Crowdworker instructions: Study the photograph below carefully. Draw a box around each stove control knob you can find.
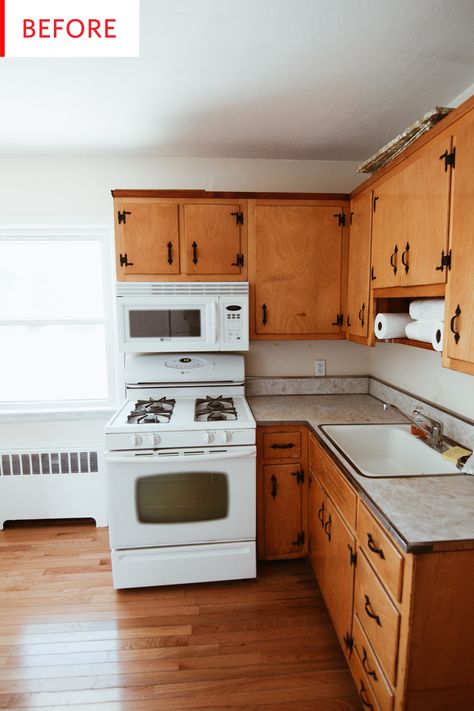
[151,434,161,447]
[203,431,214,444]
[219,430,232,443]
[130,433,143,447]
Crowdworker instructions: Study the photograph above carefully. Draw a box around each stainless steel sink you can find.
[319,424,459,478]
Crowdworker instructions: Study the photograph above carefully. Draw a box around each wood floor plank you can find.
[0,522,360,709]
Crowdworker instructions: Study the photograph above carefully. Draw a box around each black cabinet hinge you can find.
[231,253,245,267]
[230,211,244,225]
[343,632,354,652]
[332,313,344,327]
[348,544,357,567]
[291,470,305,484]
[349,211,354,226]
[373,196,379,212]
[117,210,131,224]
[119,253,134,267]
[435,249,452,272]
[333,212,346,227]
[291,531,305,546]
[439,147,456,171]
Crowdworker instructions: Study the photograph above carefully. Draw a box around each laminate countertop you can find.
[248,394,474,552]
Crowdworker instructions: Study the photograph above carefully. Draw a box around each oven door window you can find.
[128,309,201,338]
[136,472,228,523]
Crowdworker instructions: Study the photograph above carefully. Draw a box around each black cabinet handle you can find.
[317,502,325,526]
[401,242,410,274]
[364,595,382,626]
[192,241,198,265]
[450,305,461,344]
[324,514,332,541]
[346,315,351,327]
[270,442,295,450]
[262,303,268,325]
[167,241,173,265]
[358,303,365,327]
[270,475,277,499]
[359,681,374,710]
[367,533,385,559]
[390,245,398,274]
[362,647,378,680]
[371,266,376,281]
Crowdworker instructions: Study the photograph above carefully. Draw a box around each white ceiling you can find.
[1,0,474,160]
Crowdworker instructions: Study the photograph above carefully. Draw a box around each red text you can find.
[23,18,117,39]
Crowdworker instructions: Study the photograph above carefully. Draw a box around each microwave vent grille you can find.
[116,282,248,297]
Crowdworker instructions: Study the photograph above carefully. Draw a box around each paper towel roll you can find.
[409,298,445,321]
[405,320,444,351]
[374,313,413,339]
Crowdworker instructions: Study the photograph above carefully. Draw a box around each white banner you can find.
[3,0,139,57]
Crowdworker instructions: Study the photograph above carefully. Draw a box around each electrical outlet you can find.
[315,359,326,376]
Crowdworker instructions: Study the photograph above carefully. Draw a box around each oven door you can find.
[106,446,256,549]
[117,295,218,353]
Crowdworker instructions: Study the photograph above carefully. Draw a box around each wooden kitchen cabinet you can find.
[249,200,348,339]
[309,435,357,657]
[371,134,452,289]
[257,426,308,560]
[443,113,474,375]
[346,190,372,341]
[112,192,248,281]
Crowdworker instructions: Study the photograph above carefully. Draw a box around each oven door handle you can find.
[106,446,257,464]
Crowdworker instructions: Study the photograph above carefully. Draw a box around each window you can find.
[0,225,117,412]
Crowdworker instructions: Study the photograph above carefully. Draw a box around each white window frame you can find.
[0,223,119,416]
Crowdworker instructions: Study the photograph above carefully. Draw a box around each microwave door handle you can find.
[213,301,219,344]
[106,446,256,465]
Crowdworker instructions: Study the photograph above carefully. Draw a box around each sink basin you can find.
[319,424,459,478]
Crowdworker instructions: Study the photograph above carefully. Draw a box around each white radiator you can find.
[0,446,107,528]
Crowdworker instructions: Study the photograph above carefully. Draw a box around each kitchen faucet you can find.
[382,402,446,452]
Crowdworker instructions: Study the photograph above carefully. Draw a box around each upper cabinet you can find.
[249,200,347,339]
[371,134,452,288]
[346,190,372,340]
[443,113,474,375]
[113,193,248,281]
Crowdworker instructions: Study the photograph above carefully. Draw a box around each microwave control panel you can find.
[220,298,248,350]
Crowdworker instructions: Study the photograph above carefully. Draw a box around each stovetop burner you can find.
[195,395,238,422]
[127,397,176,424]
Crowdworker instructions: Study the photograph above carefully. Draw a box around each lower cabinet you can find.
[258,428,474,711]
[256,426,308,560]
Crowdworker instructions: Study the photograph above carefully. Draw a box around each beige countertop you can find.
[248,393,474,552]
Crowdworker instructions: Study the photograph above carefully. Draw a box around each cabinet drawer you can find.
[353,614,394,711]
[354,550,401,686]
[263,431,301,459]
[310,435,357,529]
[350,640,382,711]
[358,502,404,603]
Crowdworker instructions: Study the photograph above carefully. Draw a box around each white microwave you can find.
[116,282,249,353]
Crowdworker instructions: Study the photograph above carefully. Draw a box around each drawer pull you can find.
[324,514,332,541]
[359,681,374,710]
[317,502,325,526]
[367,533,385,560]
[362,647,378,681]
[364,595,382,627]
[270,442,295,450]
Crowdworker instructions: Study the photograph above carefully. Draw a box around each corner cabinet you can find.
[112,192,248,281]
[248,199,349,339]
[346,190,373,341]
[256,426,308,560]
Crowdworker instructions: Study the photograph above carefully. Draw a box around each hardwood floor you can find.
[0,522,361,710]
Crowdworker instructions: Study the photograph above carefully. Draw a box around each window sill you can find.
[0,408,117,424]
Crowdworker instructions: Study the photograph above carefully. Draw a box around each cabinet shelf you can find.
[377,337,436,351]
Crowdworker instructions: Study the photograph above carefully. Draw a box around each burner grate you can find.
[195,395,238,422]
[127,397,176,425]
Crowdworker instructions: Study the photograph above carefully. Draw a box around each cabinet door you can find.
[263,463,303,558]
[371,135,452,288]
[347,191,372,337]
[116,203,180,278]
[444,117,474,369]
[183,204,243,276]
[321,496,356,653]
[308,471,327,590]
[254,206,343,335]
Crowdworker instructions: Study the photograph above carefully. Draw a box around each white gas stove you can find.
[105,353,256,589]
